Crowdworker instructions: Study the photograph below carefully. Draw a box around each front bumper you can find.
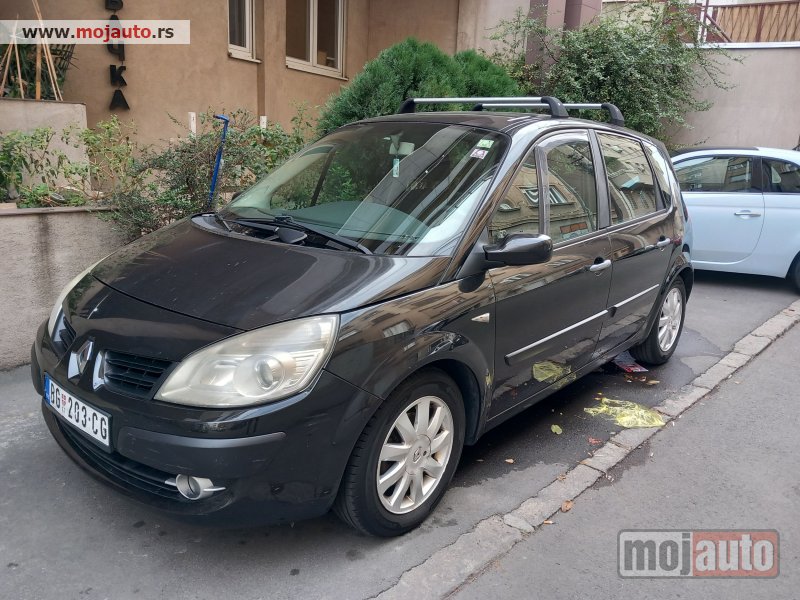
[32,311,381,525]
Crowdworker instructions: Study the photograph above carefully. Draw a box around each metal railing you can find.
[698,0,800,43]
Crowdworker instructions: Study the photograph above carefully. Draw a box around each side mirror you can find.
[484,234,553,266]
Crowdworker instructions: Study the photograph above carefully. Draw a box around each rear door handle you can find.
[588,259,611,273]
[656,238,672,249]
[734,210,761,218]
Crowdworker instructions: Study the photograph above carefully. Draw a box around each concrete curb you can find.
[371,299,800,600]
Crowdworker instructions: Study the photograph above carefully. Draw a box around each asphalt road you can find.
[0,271,796,600]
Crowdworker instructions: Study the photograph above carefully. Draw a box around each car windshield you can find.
[219,122,509,256]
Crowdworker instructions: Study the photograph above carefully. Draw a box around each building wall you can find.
[4,0,260,146]
[260,0,370,129]
[456,0,529,53]
[3,0,464,145]
[367,0,460,57]
[670,47,800,149]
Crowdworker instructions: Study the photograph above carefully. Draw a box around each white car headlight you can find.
[47,259,104,338]
[155,315,339,408]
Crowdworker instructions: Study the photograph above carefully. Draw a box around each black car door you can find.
[592,132,677,356]
[488,130,613,421]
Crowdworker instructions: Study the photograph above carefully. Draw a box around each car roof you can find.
[672,146,800,163]
[359,111,550,135]
[358,111,657,141]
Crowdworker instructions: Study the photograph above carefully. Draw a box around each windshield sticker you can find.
[470,148,488,160]
[392,157,400,178]
[476,139,494,149]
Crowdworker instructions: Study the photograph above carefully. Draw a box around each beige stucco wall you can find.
[457,0,530,53]
[0,208,126,369]
[3,0,464,145]
[367,0,460,57]
[3,0,260,145]
[671,47,800,149]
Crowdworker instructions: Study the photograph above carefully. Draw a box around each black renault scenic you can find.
[31,97,692,536]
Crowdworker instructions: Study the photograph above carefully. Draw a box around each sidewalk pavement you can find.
[450,324,800,599]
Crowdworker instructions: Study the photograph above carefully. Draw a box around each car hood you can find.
[92,217,451,330]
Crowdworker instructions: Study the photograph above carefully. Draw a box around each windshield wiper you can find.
[213,212,232,231]
[223,215,372,255]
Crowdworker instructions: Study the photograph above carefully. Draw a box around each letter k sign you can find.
[110,65,127,86]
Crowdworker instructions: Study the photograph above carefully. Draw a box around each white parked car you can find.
[672,147,800,291]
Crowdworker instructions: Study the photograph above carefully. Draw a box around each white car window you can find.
[764,159,800,194]
[675,156,754,193]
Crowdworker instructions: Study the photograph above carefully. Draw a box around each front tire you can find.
[789,254,800,293]
[630,278,686,365]
[334,369,465,537]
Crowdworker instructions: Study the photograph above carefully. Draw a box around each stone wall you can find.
[0,207,125,369]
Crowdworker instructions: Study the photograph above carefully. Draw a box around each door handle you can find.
[588,259,611,273]
[656,238,672,249]
[734,210,762,218]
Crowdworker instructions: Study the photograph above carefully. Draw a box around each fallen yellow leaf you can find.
[561,500,574,512]
[551,424,563,435]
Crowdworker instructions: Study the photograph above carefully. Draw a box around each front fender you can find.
[326,273,496,440]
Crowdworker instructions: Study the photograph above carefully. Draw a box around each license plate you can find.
[44,374,111,449]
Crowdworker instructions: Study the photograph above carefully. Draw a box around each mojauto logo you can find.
[618,530,779,578]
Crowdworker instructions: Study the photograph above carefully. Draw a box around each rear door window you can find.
[763,158,800,193]
[596,133,659,224]
[674,155,755,193]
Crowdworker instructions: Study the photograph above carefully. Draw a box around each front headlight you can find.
[155,315,339,408]
[47,259,105,338]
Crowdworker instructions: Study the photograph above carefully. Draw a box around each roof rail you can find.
[396,96,624,127]
[474,101,625,127]
[396,96,569,119]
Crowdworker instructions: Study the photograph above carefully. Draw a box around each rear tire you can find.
[630,278,686,365]
[334,369,465,537]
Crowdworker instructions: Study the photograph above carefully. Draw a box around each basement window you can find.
[286,0,345,78]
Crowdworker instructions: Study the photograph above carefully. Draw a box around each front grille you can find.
[59,422,185,501]
[103,351,172,398]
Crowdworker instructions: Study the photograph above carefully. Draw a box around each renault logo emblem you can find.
[68,340,95,380]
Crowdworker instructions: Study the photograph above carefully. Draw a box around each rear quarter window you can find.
[597,132,660,224]
[642,142,675,208]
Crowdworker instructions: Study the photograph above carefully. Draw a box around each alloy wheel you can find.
[376,395,454,515]
[657,287,683,352]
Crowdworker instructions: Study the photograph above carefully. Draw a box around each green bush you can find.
[486,0,731,144]
[453,49,522,98]
[317,38,521,134]
[0,125,89,206]
[89,108,312,240]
